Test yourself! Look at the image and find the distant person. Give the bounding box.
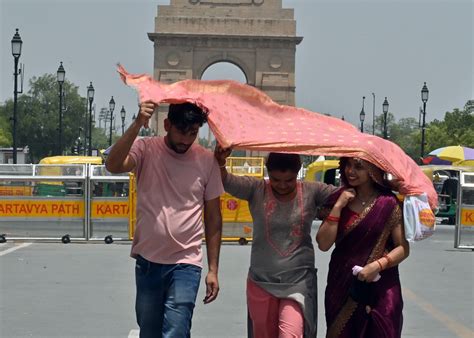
[316,157,409,338]
[106,101,224,338]
[215,146,337,338]
[441,176,458,200]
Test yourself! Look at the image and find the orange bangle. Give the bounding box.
[325,215,340,223]
[376,259,384,271]
[384,254,393,268]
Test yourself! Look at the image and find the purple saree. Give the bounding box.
[323,190,404,338]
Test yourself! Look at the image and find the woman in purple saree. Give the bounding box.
[316,157,410,338]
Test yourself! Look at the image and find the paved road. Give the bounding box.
[0,224,472,338]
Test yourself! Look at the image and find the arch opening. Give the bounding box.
[199,62,247,148]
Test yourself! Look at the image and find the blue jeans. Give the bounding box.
[135,255,202,338]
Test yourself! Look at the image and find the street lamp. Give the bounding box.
[120,106,126,135]
[108,96,115,146]
[372,92,375,135]
[382,97,389,139]
[420,82,429,159]
[57,62,65,155]
[11,28,23,164]
[359,96,366,132]
[87,82,95,156]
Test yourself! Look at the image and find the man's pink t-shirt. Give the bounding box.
[129,137,224,267]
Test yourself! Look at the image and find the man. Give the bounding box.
[106,101,223,338]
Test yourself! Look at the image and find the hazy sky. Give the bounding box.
[1,0,472,136]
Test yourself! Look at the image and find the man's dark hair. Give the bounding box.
[168,103,208,132]
[266,152,302,173]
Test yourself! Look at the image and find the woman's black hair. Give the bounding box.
[168,103,208,132]
[266,152,302,173]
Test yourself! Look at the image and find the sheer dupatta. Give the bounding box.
[322,189,404,338]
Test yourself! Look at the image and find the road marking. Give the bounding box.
[404,288,474,338]
[0,242,32,256]
[128,329,139,337]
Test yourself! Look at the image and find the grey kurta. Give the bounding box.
[224,174,336,337]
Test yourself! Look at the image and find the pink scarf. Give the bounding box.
[117,65,437,209]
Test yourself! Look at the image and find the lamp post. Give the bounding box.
[56,62,65,155]
[372,92,375,135]
[78,127,84,155]
[382,97,389,139]
[87,82,95,156]
[11,29,23,164]
[108,96,115,146]
[120,106,126,135]
[359,96,366,132]
[420,82,429,159]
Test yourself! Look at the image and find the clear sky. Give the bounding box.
[1,0,472,136]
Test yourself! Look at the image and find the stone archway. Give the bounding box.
[148,0,302,138]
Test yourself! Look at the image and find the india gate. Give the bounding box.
[147,0,302,137]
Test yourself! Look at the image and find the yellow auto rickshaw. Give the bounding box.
[304,159,340,185]
[36,156,103,196]
[421,165,474,224]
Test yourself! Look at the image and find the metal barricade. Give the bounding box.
[89,165,130,242]
[455,172,474,249]
[0,164,133,243]
[0,164,87,241]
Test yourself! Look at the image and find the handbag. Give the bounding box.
[403,193,436,241]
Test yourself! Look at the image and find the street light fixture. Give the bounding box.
[420,82,429,160]
[372,92,375,135]
[56,62,65,155]
[108,96,115,146]
[359,96,366,132]
[11,28,23,164]
[120,106,126,135]
[382,97,389,139]
[87,82,95,156]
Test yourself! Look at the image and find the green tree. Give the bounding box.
[0,112,12,146]
[0,74,111,162]
[388,117,420,160]
[373,112,396,138]
[425,109,474,152]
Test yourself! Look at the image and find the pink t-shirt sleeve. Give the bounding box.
[204,159,225,201]
[129,138,146,175]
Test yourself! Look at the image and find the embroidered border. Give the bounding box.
[326,198,401,337]
[367,202,401,263]
[326,298,358,338]
[342,197,378,237]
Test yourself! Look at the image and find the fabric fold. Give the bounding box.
[117,64,437,209]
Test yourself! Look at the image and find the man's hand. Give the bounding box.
[214,143,232,167]
[137,100,156,128]
[203,271,219,304]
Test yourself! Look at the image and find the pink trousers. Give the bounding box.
[247,278,304,338]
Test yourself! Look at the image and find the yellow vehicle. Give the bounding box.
[304,159,340,185]
[421,165,474,224]
[221,157,264,245]
[36,156,103,196]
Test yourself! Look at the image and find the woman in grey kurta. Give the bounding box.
[215,148,336,338]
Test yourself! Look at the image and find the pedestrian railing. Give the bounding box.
[0,164,131,243]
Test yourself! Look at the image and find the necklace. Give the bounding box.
[355,192,377,206]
